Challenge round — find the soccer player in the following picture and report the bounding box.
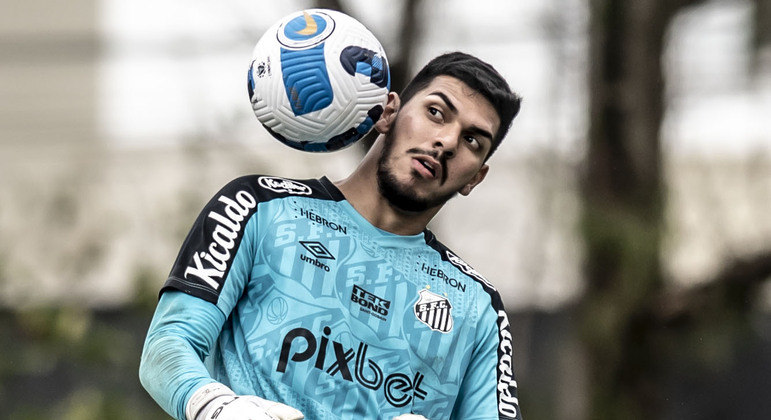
[139,51,523,420]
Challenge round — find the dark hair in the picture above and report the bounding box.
[399,52,522,160]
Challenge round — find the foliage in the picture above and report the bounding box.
[0,306,169,420]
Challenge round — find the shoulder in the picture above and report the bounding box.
[423,230,499,294]
[421,231,509,314]
[215,175,344,203]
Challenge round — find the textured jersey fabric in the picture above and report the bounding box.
[149,175,521,420]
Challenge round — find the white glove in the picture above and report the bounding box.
[393,415,429,420]
[187,382,304,420]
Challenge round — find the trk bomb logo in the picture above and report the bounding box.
[258,176,312,195]
[414,289,453,333]
[351,285,391,320]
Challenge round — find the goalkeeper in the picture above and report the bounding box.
[140,52,523,420]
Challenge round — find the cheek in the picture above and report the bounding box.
[454,162,485,184]
[393,113,419,139]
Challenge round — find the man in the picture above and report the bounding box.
[140,51,523,420]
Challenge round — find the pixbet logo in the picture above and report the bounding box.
[184,190,257,290]
[277,327,427,407]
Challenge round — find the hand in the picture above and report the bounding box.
[197,395,304,420]
[242,395,305,420]
[393,415,429,420]
[187,383,303,420]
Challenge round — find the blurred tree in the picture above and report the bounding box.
[580,0,771,418]
[751,0,771,73]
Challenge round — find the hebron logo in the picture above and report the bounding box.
[184,190,257,290]
[299,208,347,235]
[420,263,466,293]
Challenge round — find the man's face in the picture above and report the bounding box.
[376,75,500,212]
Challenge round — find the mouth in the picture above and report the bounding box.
[412,155,440,180]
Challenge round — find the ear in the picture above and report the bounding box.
[459,164,489,196]
[374,92,400,134]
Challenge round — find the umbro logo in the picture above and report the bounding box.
[300,241,335,260]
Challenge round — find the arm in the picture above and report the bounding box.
[139,290,225,420]
[451,302,522,420]
[140,176,260,419]
[140,176,305,420]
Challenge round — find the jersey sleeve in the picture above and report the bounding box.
[142,176,264,419]
[452,292,523,420]
[161,175,262,315]
[139,290,226,420]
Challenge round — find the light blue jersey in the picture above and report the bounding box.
[143,175,521,420]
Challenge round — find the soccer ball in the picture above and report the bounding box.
[248,9,391,152]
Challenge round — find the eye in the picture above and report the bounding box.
[464,135,480,149]
[427,106,443,120]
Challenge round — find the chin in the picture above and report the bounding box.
[378,171,458,213]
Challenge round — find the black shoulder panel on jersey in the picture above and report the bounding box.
[422,232,522,420]
[161,175,341,304]
[422,231,497,290]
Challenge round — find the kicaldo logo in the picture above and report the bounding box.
[497,310,520,418]
[184,190,256,290]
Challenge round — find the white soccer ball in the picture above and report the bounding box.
[248,9,391,152]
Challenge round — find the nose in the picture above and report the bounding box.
[432,126,460,158]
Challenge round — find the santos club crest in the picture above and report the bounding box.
[414,289,453,333]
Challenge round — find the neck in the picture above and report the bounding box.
[334,139,440,236]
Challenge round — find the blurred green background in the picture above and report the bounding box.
[1,0,770,419]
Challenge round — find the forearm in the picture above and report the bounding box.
[139,291,226,420]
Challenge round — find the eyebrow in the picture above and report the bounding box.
[428,91,494,141]
[429,91,457,113]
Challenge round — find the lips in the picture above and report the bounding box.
[412,155,441,180]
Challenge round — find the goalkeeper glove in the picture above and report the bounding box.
[186,382,304,420]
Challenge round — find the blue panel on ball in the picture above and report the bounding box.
[283,13,327,41]
[247,61,256,100]
[280,45,334,116]
[263,105,383,153]
[356,115,374,134]
[340,46,390,89]
[355,61,372,77]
